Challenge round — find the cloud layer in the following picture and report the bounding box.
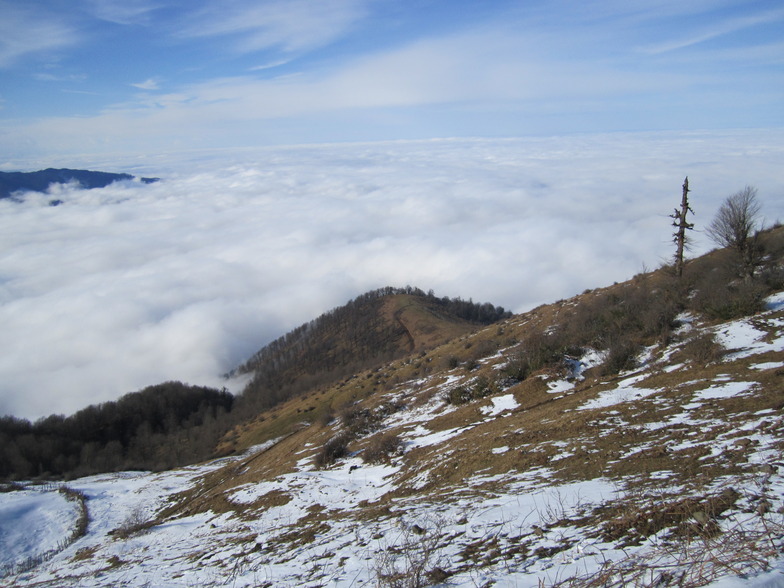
[1,131,783,420]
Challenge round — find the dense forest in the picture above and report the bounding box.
[0,382,233,480]
[0,288,509,480]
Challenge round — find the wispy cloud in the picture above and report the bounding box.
[178,0,368,54]
[2,28,696,155]
[0,2,80,68]
[33,72,88,83]
[637,8,784,55]
[84,0,161,25]
[131,77,162,90]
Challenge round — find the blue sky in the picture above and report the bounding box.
[1,0,782,161]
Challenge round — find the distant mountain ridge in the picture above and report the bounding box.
[0,168,159,199]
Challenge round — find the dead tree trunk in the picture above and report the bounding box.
[671,176,694,277]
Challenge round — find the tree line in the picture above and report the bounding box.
[0,382,234,480]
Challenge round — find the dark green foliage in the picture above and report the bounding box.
[0,382,233,480]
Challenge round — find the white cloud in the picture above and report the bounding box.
[0,28,694,156]
[0,2,80,68]
[637,8,784,55]
[178,0,368,54]
[1,131,783,419]
[84,0,160,25]
[131,77,162,90]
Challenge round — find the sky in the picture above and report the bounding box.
[0,1,783,419]
[0,0,783,159]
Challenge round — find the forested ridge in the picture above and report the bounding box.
[0,288,509,481]
[231,286,511,418]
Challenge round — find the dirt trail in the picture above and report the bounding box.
[393,305,416,352]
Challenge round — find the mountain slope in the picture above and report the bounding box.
[2,230,784,587]
[225,287,510,443]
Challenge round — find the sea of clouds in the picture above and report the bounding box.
[1,130,783,419]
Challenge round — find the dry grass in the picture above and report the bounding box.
[147,231,784,586]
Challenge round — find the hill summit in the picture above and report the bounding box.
[228,287,510,428]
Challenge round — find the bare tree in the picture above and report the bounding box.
[671,177,694,277]
[706,186,762,280]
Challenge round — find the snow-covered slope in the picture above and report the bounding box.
[2,293,783,587]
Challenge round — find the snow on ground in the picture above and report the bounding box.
[715,304,784,359]
[694,380,757,401]
[481,393,519,416]
[766,291,784,311]
[2,292,783,587]
[0,487,80,572]
[578,381,658,411]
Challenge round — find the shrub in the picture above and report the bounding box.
[363,433,403,463]
[677,332,725,365]
[112,504,155,539]
[470,374,496,399]
[445,356,460,370]
[445,386,472,405]
[601,335,641,376]
[692,279,766,320]
[341,406,381,436]
[315,433,352,468]
[500,352,531,382]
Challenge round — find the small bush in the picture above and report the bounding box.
[678,332,725,365]
[446,386,472,405]
[315,433,351,468]
[341,406,381,436]
[601,336,641,376]
[500,353,531,382]
[363,433,403,463]
[445,356,460,370]
[112,504,155,539]
[470,374,496,399]
[445,375,499,405]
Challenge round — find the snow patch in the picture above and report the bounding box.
[0,489,80,571]
[694,381,756,401]
[765,291,784,311]
[481,394,519,416]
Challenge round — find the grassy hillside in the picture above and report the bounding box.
[3,228,784,587]
[222,288,510,449]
